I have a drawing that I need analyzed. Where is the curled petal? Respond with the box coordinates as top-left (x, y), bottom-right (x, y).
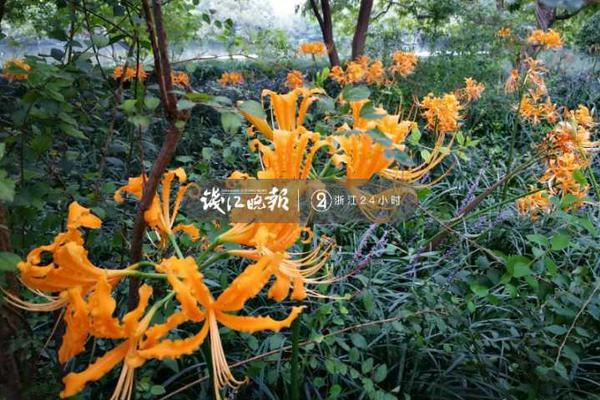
top-left (114, 175), bottom-right (146, 203)
top-left (67, 202), bottom-right (102, 230)
top-left (122, 284), bottom-right (153, 336)
top-left (173, 223), bottom-right (200, 242)
top-left (60, 341), bottom-right (129, 398)
top-left (139, 319), bottom-right (210, 360)
top-left (215, 306), bottom-right (305, 333)
top-left (58, 287), bottom-right (90, 364)
top-left (267, 273), bottom-right (291, 302)
top-left (215, 256), bottom-right (274, 312)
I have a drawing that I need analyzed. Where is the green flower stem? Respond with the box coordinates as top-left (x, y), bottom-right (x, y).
top-left (123, 270), bottom-right (167, 280)
top-left (586, 165), bottom-right (600, 200)
top-left (125, 261), bottom-right (157, 271)
top-left (318, 156), bottom-right (334, 179)
top-left (197, 240), bottom-right (220, 263)
top-left (290, 318), bottom-right (301, 400)
top-left (169, 233), bottom-right (185, 258)
top-left (199, 252), bottom-right (230, 270)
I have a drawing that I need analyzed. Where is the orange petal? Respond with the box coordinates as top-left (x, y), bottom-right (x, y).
top-left (142, 311), bottom-right (190, 349)
top-left (114, 175), bottom-right (145, 203)
top-left (87, 275), bottom-right (124, 339)
top-left (267, 272), bottom-right (291, 302)
top-left (215, 306), bottom-right (304, 333)
top-left (60, 341), bottom-right (129, 398)
top-left (58, 287), bottom-right (90, 364)
top-left (139, 319), bottom-right (209, 360)
top-left (215, 256), bottom-right (273, 312)
top-left (173, 223), bottom-right (200, 242)
top-left (67, 202), bottom-right (102, 230)
top-left (122, 284), bottom-right (153, 336)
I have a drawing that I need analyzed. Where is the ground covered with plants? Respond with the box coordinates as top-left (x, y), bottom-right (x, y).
top-left (0, 1), bottom-right (599, 400)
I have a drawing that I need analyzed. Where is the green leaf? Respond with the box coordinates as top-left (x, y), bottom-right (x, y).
top-left (120, 99), bottom-right (137, 113)
top-left (420, 149), bottom-right (431, 163)
top-left (238, 100), bottom-right (266, 119)
top-left (526, 234), bottom-right (549, 247)
top-left (505, 255), bottom-right (532, 278)
top-left (550, 233), bottom-right (570, 251)
top-left (361, 357), bottom-right (374, 374)
top-left (60, 123), bottom-right (88, 140)
top-left (185, 92), bottom-right (211, 102)
top-left (359, 101), bottom-right (385, 120)
top-left (0, 143), bottom-right (4, 160)
top-left (50, 48), bottom-right (64, 61)
top-left (373, 364), bottom-right (388, 383)
top-left (220, 112), bottom-right (242, 134)
top-left (572, 169), bottom-right (588, 186)
top-left (150, 385), bottom-right (166, 396)
top-left (144, 96), bottom-right (160, 111)
top-left (177, 99), bottom-right (196, 111)
top-left (350, 333), bottom-right (368, 349)
top-left (0, 251), bottom-right (21, 272)
top-left (342, 85), bottom-right (371, 101)
top-left (544, 325), bottom-right (567, 335)
top-left (202, 147), bottom-right (213, 161)
top-left (408, 127), bottom-right (421, 144)
top-left (469, 283), bottom-right (489, 297)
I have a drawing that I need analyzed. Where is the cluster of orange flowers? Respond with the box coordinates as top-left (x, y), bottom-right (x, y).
top-left (506, 57), bottom-right (558, 125)
top-left (389, 51), bottom-right (418, 77)
top-left (7, 166), bottom-right (325, 399)
top-left (111, 64), bottom-right (190, 87)
top-left (286, 70), bottom-right (305, 89)
top-left (1, 58), bottom-right (31, 81)
top-left (112, 64), bottom-right (148, 82)
top-left (329, 52), bottom-right (417, 86)
top-left (517, 105), bottom-right (597, 218)
top-left (171, 70), bottom-right (190, 87)
top-left (298, 41), bottom-right (327, 56)
top-left (496, 27), bottom-right (512, 38)
top-left (218, 71), bottom-right (245, 86)
top-left (458, 77), bottom-right (486, 103)
top-left (527, 28), bottom-right (563, 49)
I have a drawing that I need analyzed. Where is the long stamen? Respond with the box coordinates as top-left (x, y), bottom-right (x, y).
top-left (208, 312), bottom-right (247, 400)
top-left (2, 288), bottom-right (67, 312)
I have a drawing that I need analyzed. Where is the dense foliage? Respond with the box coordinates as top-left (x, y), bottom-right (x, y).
top-left (0, 1), bottom-right (599, 400)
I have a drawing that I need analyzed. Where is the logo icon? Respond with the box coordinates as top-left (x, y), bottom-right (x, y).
top-left (310, 189), bottom-right (332, 213)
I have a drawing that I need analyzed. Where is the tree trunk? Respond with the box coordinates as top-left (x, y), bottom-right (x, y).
top-left (535, 0), bottom-right (556, 30)
top-left (309, 0), bottom-right (340, 66)
top-left (0, 203), bottom-right (23, 400)
top-left (351, 0), bottom-right (374, 60)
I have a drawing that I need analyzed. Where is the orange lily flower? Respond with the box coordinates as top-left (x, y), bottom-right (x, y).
top-left (114, 168), bottom-right (200, 247)
top-left (461, 77), bottom-right (485, 103)
top-left (240, 87), bottom-right (324, 141)
top-left (331, 133), bottom-right (393, 180)
top-left (218, 71), bottom-right (244, 86)
top-left (1, 58), bottom-right (31, 81)
top-left (389, 51), bottom-right (418, 77)
top-left (140, 257), bottom-right (304, 399)
top-left (286, 70), bottom-right (305, 90)
top-left (60, 284), bottom-right (157, 399)
top-left (298, 42), bottom-right (326, 55)
top-left (4, 203), bottom-right (126, 312)
top-left (229, 236), bottom-right (335, 302)
top-left (250, 129), bottom-right (329, 179)
top-left (527, 29), bottom-right (563, 49)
